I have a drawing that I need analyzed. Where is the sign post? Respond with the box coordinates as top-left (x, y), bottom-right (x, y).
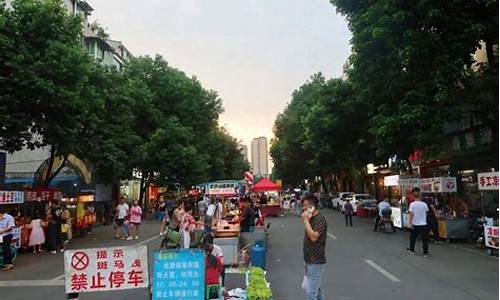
top-left (152, 249), bottom-right (205, 300)
top-left (64, 245), bottom-right (149, 294)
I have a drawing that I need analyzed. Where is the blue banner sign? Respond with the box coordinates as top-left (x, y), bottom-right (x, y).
top-left (152, 249), bottom-right (205, 300)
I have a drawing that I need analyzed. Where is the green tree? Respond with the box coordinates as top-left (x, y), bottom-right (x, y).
top-left (0, 0), bottom-right (102, 186)
top-left (331, 0), bottom-right (498, 161)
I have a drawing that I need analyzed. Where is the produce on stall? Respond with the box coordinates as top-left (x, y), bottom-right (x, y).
top-left (246, 267), bottom-right (273, 300)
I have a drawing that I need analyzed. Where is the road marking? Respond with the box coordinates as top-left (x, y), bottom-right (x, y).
top-left (49, 234), bottom-right (160, 281)
top-left (327, 232), bottom-right (338, 240)
top-left (365, 259), bottom-right (401, 282)
top-left (0, 280), bottom-right (64, 287)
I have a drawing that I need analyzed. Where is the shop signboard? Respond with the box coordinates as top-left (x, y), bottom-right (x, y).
top-left (0, 191), bottom-right (24, 204)
top-left (420, 177), bottom-right (457, 193)
top-left (25, 188), bottom-right (63, 202)
top-left (384, 175), bottom-right (400, 187)
top-left (152, 249), bottom-right (205, 300)
top-left (484, 226), bottom-right (499, 249)
top-left (477, 172), bottom-right (499, 191)
top-left (64, 245), bottom-right (149, 293)
top-left (391, 207), bottom-right (402, 228)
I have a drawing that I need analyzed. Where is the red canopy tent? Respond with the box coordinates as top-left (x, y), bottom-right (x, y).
top-left (252, 178), bottom-right (280, 192)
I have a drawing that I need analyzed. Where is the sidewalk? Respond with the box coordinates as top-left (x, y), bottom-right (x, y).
top-left (0, 219), bottom-right (162, 281)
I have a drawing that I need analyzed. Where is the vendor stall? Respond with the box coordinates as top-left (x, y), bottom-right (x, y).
top-left (421, 176), bottom-right (471, 240)
top-left (478, 172), bottom-right (499, 255)
top-left (383, 175), bottom-right (420, 229)
top-left (65, 192), bottom-right (96, 236)
top-left (0, 191), bottom-right (24, 249)
top-left (253, 179), bottom-right (281, 217)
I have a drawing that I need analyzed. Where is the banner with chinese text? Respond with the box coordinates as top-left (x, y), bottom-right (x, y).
top-left (64, 245), bottom-right (149, 293)
top-left (484, 226), bottom-right (499, 249)
top-left (152, 249), bottom-right (205, 300)
top-left (0, 191), bottom-right (24, 204)
top-left (478, 172), bottom-right (499, 191)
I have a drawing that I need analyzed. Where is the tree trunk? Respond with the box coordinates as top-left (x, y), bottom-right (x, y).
top-left (139, 174), bottom-right (146, 208)
top-left (485, 39), bottom-right (495, 69)
top-left (43, 147), bottom-right (56, 187)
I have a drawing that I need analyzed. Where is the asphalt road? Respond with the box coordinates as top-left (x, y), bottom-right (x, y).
top-left (0, 212), bottom-right (497, 300)
top-left (266, 209), bottom-right (499, 300)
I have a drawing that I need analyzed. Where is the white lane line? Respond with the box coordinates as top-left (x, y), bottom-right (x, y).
top-left (137, 234), bottom-right (160, 246)
top-left (365, 259), bottom-right (401, 282)
top-left (49, 234), bottom-right (161, 281)
top-left (327, 232), bottom-right (338, 240)
top-left (0, 280), bottom-right (64, 287)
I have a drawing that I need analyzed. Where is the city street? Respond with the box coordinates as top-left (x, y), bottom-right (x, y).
top-left (0, 211), bottom-right (498, 300)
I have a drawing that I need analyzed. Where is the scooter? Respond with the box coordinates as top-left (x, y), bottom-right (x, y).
top-left (378, 209), bottom-right (396, 233)
top-left (0, 239), bottom-right (17, 266)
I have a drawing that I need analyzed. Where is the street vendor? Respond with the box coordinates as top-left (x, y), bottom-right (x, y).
top-left (239, 197), bottom-right (255, 233)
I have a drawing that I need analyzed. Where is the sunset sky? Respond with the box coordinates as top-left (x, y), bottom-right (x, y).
top-left (88, 0), bottom-right (351, 149)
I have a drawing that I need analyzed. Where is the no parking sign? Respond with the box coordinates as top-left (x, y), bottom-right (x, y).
top-left (64, 245), bottom-right (149, 293)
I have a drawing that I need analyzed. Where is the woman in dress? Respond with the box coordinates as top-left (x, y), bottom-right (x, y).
top-left (128, 200), bottom-right (142, 240)
top-left (29, 213), bottom-right (46, 253)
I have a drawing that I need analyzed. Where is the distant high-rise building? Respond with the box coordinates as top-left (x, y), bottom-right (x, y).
top-left (251, 137), bottom-right (269, 177)
top-left (238, 144), bottom-right (249, 163)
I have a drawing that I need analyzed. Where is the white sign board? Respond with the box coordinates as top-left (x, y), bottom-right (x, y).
top-left (64, 245), bottom-right (149, 293)
top-left (384, 175), bottom-right (400, 187)
top-left (208, 187), bottom-right (236, 196)
top-left (0, 191), bottom-right (24, 204)
top-left (484, 226), bottom-right (499, 249)
top-left (478, 172), bottom-right (499, 191)
top-left (420, 177), bottom-right (457, 193)
top-left (391, 207), bottom-right (402, 228)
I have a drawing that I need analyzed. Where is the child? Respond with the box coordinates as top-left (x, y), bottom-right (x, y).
top-left (29, 213), bottom-right (46, 253)
top-left (181, 202), bottom-right (196, 249)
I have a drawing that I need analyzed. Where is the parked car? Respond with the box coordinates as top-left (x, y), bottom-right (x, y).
top-left (320, 194), bottom-right (333, 209)
top-left (332, 192), bottom-right (354, 211)
top-left (340, 194), bottom-right (377, 214)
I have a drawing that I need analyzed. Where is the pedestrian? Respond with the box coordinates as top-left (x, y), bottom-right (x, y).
top-left (86, 204), bottom-right (95, 234)
top-left (128, 200), bottom-right (142, 240)
top-left (47, 202), bottom-right (64, 254)
top-left (374, 198), bottom-right (394, 232)
top-left (61, 204), bottom-right (72, 242)
top-left (407, 188), bottom-right (430, 257)
top-left (423, 195), bottom-right (440, 244)
top-left (181, 202), bottom-right (195, 249)
top-left (115, 198), bottom-right (129, 240)
top-left (239, 197), bottom-right (255, 233)
top-left (202, 240), bottom-right (224, 299)
top-left (201, 234), bottom-right (225, 286)
top-left (28, 212), bottom-right (46, 253)
top-left (295, 196), bottom-right (303, 217)
top-left (302, 195), bottom-right (327, 300)
top-left (171, 201), bottom-right (185, 231)
top-left (344, 199), bottom-right (354, 227)
top-left (0, 208), bottom-right (16, 271)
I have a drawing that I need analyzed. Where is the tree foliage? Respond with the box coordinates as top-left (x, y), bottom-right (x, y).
top-left (0, 0), bottom-right (248, 189)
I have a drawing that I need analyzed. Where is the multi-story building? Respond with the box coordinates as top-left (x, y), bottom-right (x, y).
top-left (251, 137), bottom-right (269, 178)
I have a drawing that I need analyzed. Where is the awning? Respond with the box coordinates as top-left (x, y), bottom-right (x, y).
top-left (252, 178), bottom-right (280, 192)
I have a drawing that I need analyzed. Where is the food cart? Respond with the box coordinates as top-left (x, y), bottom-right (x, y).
top-left (383, 175), bottom-right (420, 229)
top-left (0, 191), bottom-right (24, 250)
top-left (252, 178), bottom-right (281, 217)
top-left (420, 176), bottom-right (470, 241)
top-left (477, 172), bottom-right (499, 255)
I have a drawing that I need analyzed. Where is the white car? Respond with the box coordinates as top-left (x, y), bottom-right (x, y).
top-left (332, 192), bottom-right (354, 211)
top-left (340, 194), bottom-right (377, 214)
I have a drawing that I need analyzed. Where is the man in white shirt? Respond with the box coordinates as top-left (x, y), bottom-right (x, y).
top-left (0, 208), bottom-right (16, 271)
top-left (374, 199), bottom-right (394, 232)
top-left (115, 198), bottom-right (129, 239)
top-left (407, 188), bottom-right (430, 257)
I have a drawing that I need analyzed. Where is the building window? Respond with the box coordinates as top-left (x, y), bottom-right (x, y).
top-left (452, 136), bottom-right (461, 150)
top-left (481, 127), bottom-right (493, 144)
top-left (465, 132), bottom-right (475, 149)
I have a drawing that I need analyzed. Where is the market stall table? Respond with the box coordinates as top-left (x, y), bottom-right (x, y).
top-left (261, 204), bottom-right (281, 217)
top-left (437, 217), bottom-right (471, 241)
